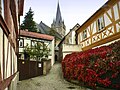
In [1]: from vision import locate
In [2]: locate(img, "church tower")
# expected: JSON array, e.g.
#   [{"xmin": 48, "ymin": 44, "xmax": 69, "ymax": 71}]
[{"xmin": 51, "ymin": 2, "xmax": 66, "ymax": 38}]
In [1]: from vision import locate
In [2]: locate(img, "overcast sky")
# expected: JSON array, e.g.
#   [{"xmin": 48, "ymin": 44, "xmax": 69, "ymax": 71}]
[{"xmin": 21, "ymin": 0, "xmax": 108, "ymax": 33}]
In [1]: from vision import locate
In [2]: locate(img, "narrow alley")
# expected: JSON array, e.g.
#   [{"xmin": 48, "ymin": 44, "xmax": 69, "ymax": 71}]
[{"xmin": 17, "ymin": 63, "xmax": 88, "ymax": 90}]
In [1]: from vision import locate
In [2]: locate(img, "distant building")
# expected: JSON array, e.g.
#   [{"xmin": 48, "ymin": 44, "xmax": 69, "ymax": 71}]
[
  {"xmin": 36, "ymin": 2, "xmax": 66, "ymax": 61},
  {"xmin": 37, "ymin": 21, "xmax": 62, "ymax": 40},
  {"xmin": 58, "ymin": 24, "xmax": 81, "ymax": 61},
  {"xmin": 36, "ymin": 2, "xmax": 65, "ymax": 47},
  {"xmin": 19, "ymin": 30, "xmax": 55, "ymax": 66},
  {"xmin": 51, "ymin": 2, "xmax": 66, "ymax": 38},
  {"xmin": 37, "ymin": 21, "xmax": 51, "ymax": 35},
  {"xmin": 64, "ymin": 23, "xmax": 80, "ymax": 44}
]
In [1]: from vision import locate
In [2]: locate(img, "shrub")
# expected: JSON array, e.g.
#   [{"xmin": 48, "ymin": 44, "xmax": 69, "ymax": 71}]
[{"xmin": 62, "ymin": 40, "xmax": 120, "ymax": 89}]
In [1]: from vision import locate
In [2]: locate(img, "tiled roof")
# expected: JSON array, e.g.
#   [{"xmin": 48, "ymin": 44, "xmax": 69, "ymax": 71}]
[
  {"xmin": 37, "ymin": 21, "xmax": 51, "ymax": 34},
  {"xmin": 36, "ymin": 21, "xmax": 62, "ymax": 40},
  {"xmin": 20, "ymin": 30, "xmax": 54, "ymax": 41}
]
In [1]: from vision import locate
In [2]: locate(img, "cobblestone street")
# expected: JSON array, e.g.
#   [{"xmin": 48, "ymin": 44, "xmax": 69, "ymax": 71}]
[{"xmin": 17, "ymin": 63, "xmax": 88, "ymax": 90}]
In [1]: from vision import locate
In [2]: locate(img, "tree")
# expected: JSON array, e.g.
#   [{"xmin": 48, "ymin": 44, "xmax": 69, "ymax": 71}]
[
  {"xmin": 20, "ymin": 7, "xmax": 37, "ymax": 32},
  {"xmin": 23, "ymin": 42, "xmax": 50, "ymax": 61},
  {"xmin": 49, "ymin": 28, "xmax": 60, "ymax": 41}
]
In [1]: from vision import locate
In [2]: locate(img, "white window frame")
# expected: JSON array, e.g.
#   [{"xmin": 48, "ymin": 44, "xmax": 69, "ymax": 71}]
[
  {"xmin": 82, "ymin": 29, "xmax": 87, "ymax": 40},
  {"xmin": 97, "ymin": 16, "xmax": 105, "ymax": 31}
]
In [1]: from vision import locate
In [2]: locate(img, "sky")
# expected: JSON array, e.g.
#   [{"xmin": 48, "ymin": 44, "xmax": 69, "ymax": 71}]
[{"xmin": 21, "ymin": 0, "xmax": 108, "ymax": 33}]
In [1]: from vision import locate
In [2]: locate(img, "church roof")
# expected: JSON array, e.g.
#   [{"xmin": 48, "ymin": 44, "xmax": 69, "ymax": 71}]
[
  {"xmin": 37, "ymin": 21, "xmax": 62, "ymax": 40},
  {"xmin": 37, "ymin": 21, "xmax": 51, "ymax": 34}
]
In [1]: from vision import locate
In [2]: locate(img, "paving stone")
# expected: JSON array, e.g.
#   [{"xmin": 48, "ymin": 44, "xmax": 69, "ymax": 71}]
[{"xmin": 17, "ymin": 63, "xmax": 87, "ymax": 90}]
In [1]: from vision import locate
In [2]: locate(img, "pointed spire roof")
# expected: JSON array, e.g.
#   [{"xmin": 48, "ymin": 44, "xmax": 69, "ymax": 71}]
[{"xmin": 56, "ymin": 1, "xmax": 62, "ymax": 26}]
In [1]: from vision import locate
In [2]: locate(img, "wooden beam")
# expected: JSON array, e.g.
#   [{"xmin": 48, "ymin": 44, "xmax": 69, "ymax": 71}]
[
  {"xmin": 0, "ymin": 72, "xmax": 17, "ymax": 90},
  {"xmin": 10, "ymin": 0, "xmax": 18, "ymax": 35},
  {"xmin": 0, "ymin": 15, "xmax": 10, "ymax": 37},
  {"xmin": 83, "ymin": 32, "xmax": 120, "ymax": 50},
  {"xmin": 111, "ymin": 6, "xmax": 117, "ymax": 33},
  {"xmin": 18, "ymin": 0, "xmax": 24, "ymax": 16}
]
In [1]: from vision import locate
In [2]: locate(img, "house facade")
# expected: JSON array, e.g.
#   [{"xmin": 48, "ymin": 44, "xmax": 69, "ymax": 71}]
[
  {"xmin": 58, "ymin": 24, "xmax": 81, "ymax": 61},
  {"xmin": 19, "ymin": 30, "xmax": 55, "ymax": 66},
  {"xmin": 76, "ymin": 0, "xmax": 120, "ymax": 51},
  {"xmin": 0, "ymin": 0, "xmax": 24, "ymax": 90},
  {"xmin": 64, "ymin": 23, "xmax": 80, "ymax": 44}
]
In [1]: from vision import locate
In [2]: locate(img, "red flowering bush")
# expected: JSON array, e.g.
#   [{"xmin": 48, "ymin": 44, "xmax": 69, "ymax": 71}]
[{"xmin": 62, "ymin": 40, "xmax": 120, "ymax": 89}]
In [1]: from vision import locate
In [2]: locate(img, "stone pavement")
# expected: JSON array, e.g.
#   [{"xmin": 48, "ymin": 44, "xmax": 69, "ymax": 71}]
[{"xmin": 17, "ymin": 63, "xmax": 89, "ymax": 90}]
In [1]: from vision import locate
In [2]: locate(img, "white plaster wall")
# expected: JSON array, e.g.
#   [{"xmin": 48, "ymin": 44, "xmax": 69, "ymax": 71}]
[
  {"xmin": 6, "ymin": 42, "xmax": 11, "ymax": 78},
  {"xmin": 24, "ymin": 39, "xmax": 31, "ymax": 47},
  {"xmin": 93, "ymin": 21, "xmax": 97, "ymax": 34},
  {"xmin": 62, "ymin": 44, "xmax": 82, "ymax": 59},
  {"xmin": 3, "ymin": 32, "xmax": 18, "ymax": 83},
  {"xmin": 104, "ymin": 13, "xmax": 112, "ymax": 27},
  {"xmin": 63, "ymin": 53, "xmax": 71, "ymax": 59},
  {"xmin": 11, "ymin": 47, "xmax": 14, "ymax": 75},
  {"xmin": 116, "ymin": 23, "xmax": 120, "ymax": 32},
  {"xmin": 113, "ymin": 4, "xmax": 119, "ymax": 21},
  {"xmin": 4, "ymin": 34, "xmax": 8, "ymax": 79},
  {"xmin": 63, "ymin": 44, "xmax": 82, "ymax": 52},
  {"xmin": 51, "ymin": 39, "xmax": 55, "ymax": 66},
  {"xmin": 4, "ymin": 34, "xmax": 14, "ymax": 78},
  {"xmin": 14, "ymin": 51, "xmax": 17, "ymax": 72},
  {"xmin": 72, "ymin": 31, "xmax": 75, "ymax": 44},
  {"xmin": 78, "ymin": 33, "xmax": 81, "ymax": 44},
  {"xmin": 0, "ymin": 28, "xmax": 18, "ymax": 90},
  {"xmin": 0, "ymin": 27, "xmax": 3, "ymax": 80},
  {"xmin": 19, "ymin": 48, "xmax": 23, "ymax": 53},
  {"xmin": 87, "ymin": 26, "xmax": 90, "ymax": 37}
]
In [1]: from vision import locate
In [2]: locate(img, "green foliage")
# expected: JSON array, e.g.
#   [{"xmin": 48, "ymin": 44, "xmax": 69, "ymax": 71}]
[
  {"xmin": 20, "ymin": 7, "xmax": 37, "ymax": 32},
  {"xmin": 23, "ymin": 42, "xmax": 50, "ymax": 61},
  {"xmin": 49, "ymin": 28, "xmax": 60, "ymax": 40}
]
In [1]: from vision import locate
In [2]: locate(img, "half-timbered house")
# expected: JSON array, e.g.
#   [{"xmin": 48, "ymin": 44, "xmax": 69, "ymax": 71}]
[
  {"xmin": 19, "ymin": 30, "xmax": 55, "ymax": 66},
  {"xmin": 76, "ymin": 0, "xmax": 120, "ymax": 50},
  {"xmin": 0, "ymin": 0, "xmax": 24, "ymax": 90}
]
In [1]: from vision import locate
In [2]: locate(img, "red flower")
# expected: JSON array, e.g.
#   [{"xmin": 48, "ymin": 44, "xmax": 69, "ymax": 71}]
[
  {"xmin": 62, "ymin": 40, "xmax": 120, "ymax": 89},
  {"xmin": 98, "ymin": 78, "xmax": 111, "ymax": 87}
]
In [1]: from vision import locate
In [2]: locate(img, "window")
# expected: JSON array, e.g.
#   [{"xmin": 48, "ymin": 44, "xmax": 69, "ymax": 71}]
[
  {"xmin": 97, "ymin": 17, "xmax": 105, "ymax": 31},
  {"xmin": 31, "ymin": 40, "xmax": 37, "ymax": 48},
  {"xmin": 37, "ymin": 41, "xmax": 44, "ymax": 49},
  {"xmin": 82, "ymin": 30, "xmax": 87, "ymax": 40},
  {"xmin": 69, "ymin": 37, "xmax": 72, "ymax": 44},
  {"xmin": 19, "ymin": 38, "xmax": 24, "ymax": 48}
]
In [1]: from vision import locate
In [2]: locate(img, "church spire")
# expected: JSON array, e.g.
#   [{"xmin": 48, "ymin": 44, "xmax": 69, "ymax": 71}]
[
  {"xmin": 51, "ymin": 1, "xmax": 66, "ymax": 38},
  {"xmin": 56, "ymin": 1, "xmax": 62, "ymax": 26}
]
